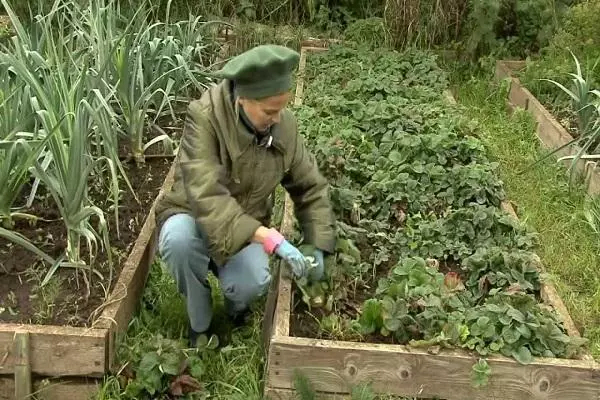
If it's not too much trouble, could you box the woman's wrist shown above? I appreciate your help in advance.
[253,226,271,244]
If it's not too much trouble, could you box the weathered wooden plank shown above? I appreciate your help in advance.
[272,194,295,339]
[0,325,107,377]
[216,30,342,49]
[13,332,31,400]
[268,336,600,400]
[262,260,282,350]
[0,376,99,400]
[501,60,527,73]
[265,387,357,400]
[94,159,177,371]
[294,47,308,106]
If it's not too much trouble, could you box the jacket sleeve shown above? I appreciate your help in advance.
[281,127,336,254]
[179,101,262,265]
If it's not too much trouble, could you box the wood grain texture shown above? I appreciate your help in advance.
[262,259,281,350]
[0,325,106,377]
[272,194,295,338]
[0,377,99,400]
[268,336,600,400]
[215,31,342,49]
[294,47,308,107]
[265,387,351,399]
[13,332,31,400]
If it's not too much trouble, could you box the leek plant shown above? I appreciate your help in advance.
[0,71,38,228]
[110,0,217,165]
[112,16,179,165]
[0,0,219,296]
[539,52,600,183]
[72,0,216,165]
[0,0,121,294]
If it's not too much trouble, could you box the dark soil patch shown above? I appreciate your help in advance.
[290,286,398,345]
[0,157,172,327]
[546,102,579,139]
[289,234,400,345]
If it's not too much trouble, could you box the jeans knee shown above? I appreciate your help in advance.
[158,214,209,280]
[222,263,271,305]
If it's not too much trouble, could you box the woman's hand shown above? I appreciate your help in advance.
[309,249,324,281]
[257,227,307,278]
[274,241,308,279]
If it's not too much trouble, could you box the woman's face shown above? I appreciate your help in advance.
[239,92,291,132]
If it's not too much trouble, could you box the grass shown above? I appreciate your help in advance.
[22,264,69,324]
[453,74,600,359]
[96,258,268,399]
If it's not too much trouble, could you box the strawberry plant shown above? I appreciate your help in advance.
[289,43,587,365]
[116,334,219,399]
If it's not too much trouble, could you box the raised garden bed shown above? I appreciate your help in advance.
[0,158,177,399]
[262,46,600,400]
[495,60,600,195]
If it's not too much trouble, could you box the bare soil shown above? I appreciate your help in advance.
[0,157,172,327]
[289,233,401,344]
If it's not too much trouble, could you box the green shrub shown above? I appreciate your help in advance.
[343,17,387,48]
[520,0,600,120]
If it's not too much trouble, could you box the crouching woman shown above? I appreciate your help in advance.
[154,44,336,345]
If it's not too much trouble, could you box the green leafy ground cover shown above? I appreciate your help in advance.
[453,75,600,359]
[289,45,588,365]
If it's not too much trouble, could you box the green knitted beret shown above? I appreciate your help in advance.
[214,44,300,99]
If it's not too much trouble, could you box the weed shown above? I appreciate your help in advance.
[26,265,63,324]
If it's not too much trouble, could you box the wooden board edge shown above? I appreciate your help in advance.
[271,335,600,371]
[267,335,600,400]
[216,31,342,48]
[272,194,295,339]
[495,60,527,79]
[95,159,177,369]
[0,376,100,400]
[265,387,349,400]
[495,61,600,195]
[0,324,107,377]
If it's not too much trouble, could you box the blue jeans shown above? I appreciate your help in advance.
[158,213,271,333]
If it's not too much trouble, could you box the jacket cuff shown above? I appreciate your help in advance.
[303,226,336,254]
